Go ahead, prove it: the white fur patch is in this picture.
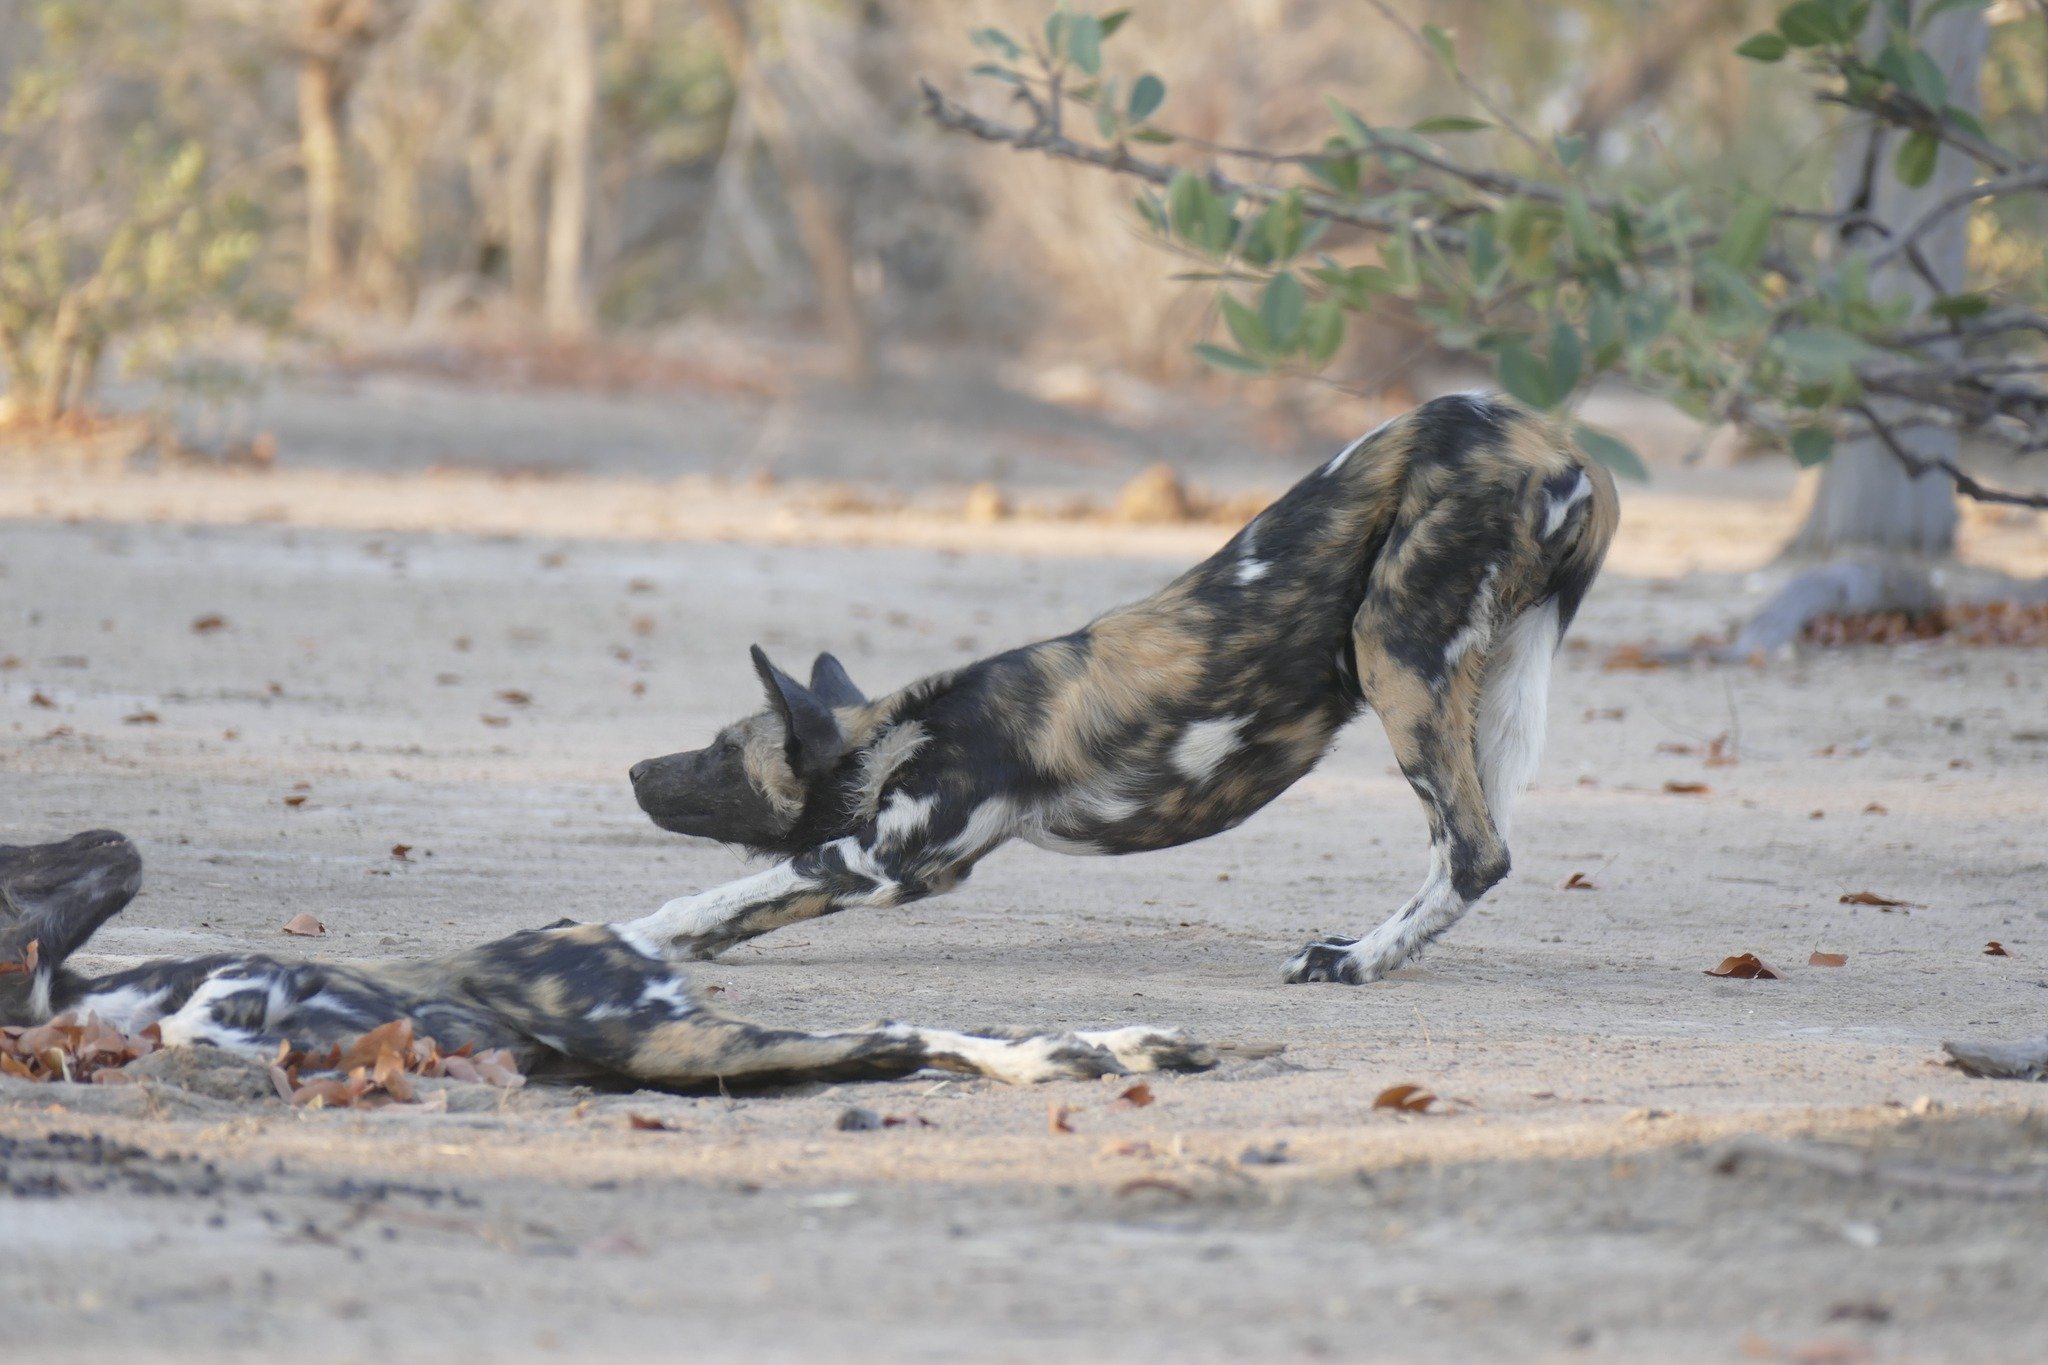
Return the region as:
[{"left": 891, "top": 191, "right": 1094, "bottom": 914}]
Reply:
[
  {"left": 1443, "top": 565, "right": 1501, "bottom": 671},
  {"left": 155, "top": 975, "right": 272, "bottom": 1053},
  {"left": 945, "top": 798, "right": 1023, "bottom": 861},
  {"left": 68, "top": 982, "right": 170, "bottom": 1033},
  {"left": 1476, "top": 598, "right": 1560, "bottom": 837},
  {"left": 1325, "top": 419, "right": 1391, "bottom": 475},
  {"left": 1171, "top": 715, "right": 1247, "bottom": 781},
  {"left": 636, "top": 976, "right": 696, "bottom": 1017},
  {"left": 1542, "top": 471, "right": 1593, "bottom": 539},
  {"left": 875, "top": 791, "right": 937, "bottom": 845},
  {"left": 1235, "top": 558, "right": 1270, "bottom": 585}
]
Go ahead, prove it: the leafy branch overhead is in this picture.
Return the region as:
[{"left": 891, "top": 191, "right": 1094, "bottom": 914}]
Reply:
[{"left": 927, "top": 0, "right": 2048, "bottom": 506}]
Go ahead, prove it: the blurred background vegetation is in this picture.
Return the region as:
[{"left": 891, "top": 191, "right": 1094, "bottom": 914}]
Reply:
[{"left": 0, "top": 1, "right": 2040, "bottom": 479}]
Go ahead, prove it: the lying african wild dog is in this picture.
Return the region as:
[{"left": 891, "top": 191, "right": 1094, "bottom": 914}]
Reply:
[
  {"left": 1, "top": 831, "right": 1215, "bottom": 1088},
  {"left": 628, "top": 393, "right": 1617, "bottom": 985}
]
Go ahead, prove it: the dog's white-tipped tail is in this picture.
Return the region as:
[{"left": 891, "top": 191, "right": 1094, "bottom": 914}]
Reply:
[{"left": 1475, "top": 598, "right": 1560, "bottom": 840}]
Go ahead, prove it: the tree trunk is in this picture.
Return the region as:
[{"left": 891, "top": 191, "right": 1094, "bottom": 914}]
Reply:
[
  {"left": 296, "top": 52, "right": 350, "bottom": 304},
  {"left": 701, "top": 0, "right": 873, "bottom": 384},
  {"left": 1785, "top": 5, "right": 1988, "bottom": 559},
  {"left": 542, "top": 0, "right": 595, "bottom": 339},
  {"left": 506, "top": 102, "right": 552, "bottom": 311}
]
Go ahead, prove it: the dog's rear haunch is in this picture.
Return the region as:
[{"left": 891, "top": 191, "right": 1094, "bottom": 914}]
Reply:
[
  {"left": 627, "top": 393, "right": 1617, "bottom": 985},
  {"left": 1, "top": 832, "right": 1214, "bottom": 1089}
]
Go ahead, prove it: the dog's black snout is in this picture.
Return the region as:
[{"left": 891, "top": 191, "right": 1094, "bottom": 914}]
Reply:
[{"left": 630, "top": 759, "right": 653, "bottom": 785}]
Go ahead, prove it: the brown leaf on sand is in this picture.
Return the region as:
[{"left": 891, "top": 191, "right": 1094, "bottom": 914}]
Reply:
[
  {"left": 281, "top": 912, "right": 326, "bottom": 937},
  {"left": 1048, "top": 1103, "right": 1076, "bottom": 1134},
  {"left": 495, "top": 689, "right": 533, "bottom": 706},
  {"left": 1114, "top": 1082, "right": 1155, "bottom": 1108},
  {"left": 1705, "top": 953, "right": 1782, "bottom": 980},
  {"left": 1808, "top": 951, "right": 1848, "bottom": 968},
  {"left": 1115, "top": 1177, "right": 1194, "bottom": 1200},
  {"left": 1839, "top": 891, "right": 1919, "bottom": 909},
  {"left": 628, "top": 1113, "right": 677, "bottom": 1132},
  {"left": 390, "top": 843, "right": 413, "bottom": 861},
  {"left": 1984, "top": 941, "right": 2010, "bottom": 957},
  {"left": 191, "top": 615, "right": 227, "bottom": 633},
  {"left": 1862, "top": 802, "right": 1888, "bottom": 815},
  {"left": 283, "top": 795, "right": 307, "bottom": 808},
  {"left": 1559, "top": 871, "right": 1597, "bottom": 891},
  {"left": 123, "top": 711, "right": 160, "bottom": 725},
  {"left": 1373, "top": 1083, "right": 1436, "bottom": 1112},
  {"left": 480, "top": 714, "right": 510, "bottom": 727},
  {"left": 1601, "top": 644, "right": 1666, "bottom": 672},
  {"left": 30, "top": 692, "right": 55, "bottom": 708},
  {"left": 1662, "top": 780, "right": 1710, "bottom": 795}
]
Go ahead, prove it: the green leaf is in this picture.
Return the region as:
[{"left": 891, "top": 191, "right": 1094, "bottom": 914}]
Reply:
[
  {"left": 1412, "top": 114, "right": 1492, "bottom": 134},
  {"left": 1221, "top": 295, "right": 1271, "bottom": 354},
  {"left": 969, "top": 63, "right": 1024, "bottom": 85},
  {"left": 1129, "top": 127, "right": 1176, "bottom": 144},
  {"left": 1903, "top": 49, "right": 1948, "bottom": 106},
  {"left": 1260, "top": 271, "right": 1306, "bottom": 349},
  {"left": 1421, "top": 23, "right": 1457, "bottom": 70},
  {"left": 1736, "top": 31, "right": 1790, "bottom": 61},
  {"left": 1467, "top": 218, "right": 1502, "bottom": 292},
  {"left": 1930, "top": 291, "right": 1992, "bottom": 320},
  {"left": 1167, "top": 171, "right": 1207, "bottom": 240},
  {"left": 1564, "top": 191, "right": 1601, "bottom": 260},
  {"left": 1941, "top": 104, "right": 1988, "bottom": 142},
  {"left": 1554, "top": 132, "right": 1587, "bottom": 169},
  {"left": 1548, "top": 320, "right": 1584, "bottom": 399},
  {"left": 1573, "top": 424, "right": 1648, "bottom": 482},
  {"left": 1128, "top": 73, "right": 1166, "bottom": 123},
  {"left": 1587, "top": 292, "right": 1622, "bottom": 368},
  {"left": 1714, "top": 193, "right": 1775, "bottom": 272},
  {"left": 1194, "top": 342, "right": 1266, "bottom": 375},
  {"left": 1133, "top": 192, "right": 1166, "bottom": 232},
  {"left": 1790, "top": 425, "right": 1835, "bottom": 467},
  {"left": 1917, "top": 0, "right": 1989, "bottom": 31},
  {"left": 1096, "top": 84, "right": 1119, "bottom": 139},
  {"left": 1495, "top": 338, "right": 1557, "bottom": 410},
  {"left": 1894, "top": 130, "right": 1939, "bottom": 187},
  {"left": 1326, "top": 98, "right": 1373, "bottom": 149},
  {"left": 1065, "top": 14, "right": 1103, "bottom": 74},
  {"left": 1301, "top": 301, "right": 1345, "bottom": 366},
  {"left": 1097, "top": 7, "right": 1133, "bottom": 39},
  {"left": 1772, "top": 325, "right": 1884, "bottom": 377},
  {"left": 1044, "top": 10, "right": 1067, "bottom": 59},
  {"left": 1778, "top": 2, "right": 1841, "bottom": 46},
  {"left": 969, "top": 28, "right": 1022, "bottom": 60}
]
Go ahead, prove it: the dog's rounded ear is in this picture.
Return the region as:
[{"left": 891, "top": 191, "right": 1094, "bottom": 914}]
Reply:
[
  {"left": 807, "top": 652, "right": 867, "bottom": 709},
  {"left": 751, "top": 644, "right": 845, "bottom": 780}
]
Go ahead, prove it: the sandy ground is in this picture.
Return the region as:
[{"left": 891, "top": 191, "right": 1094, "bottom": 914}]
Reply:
[{"left": 3, "top": 395, "right": 2048, "bottom": 1362}]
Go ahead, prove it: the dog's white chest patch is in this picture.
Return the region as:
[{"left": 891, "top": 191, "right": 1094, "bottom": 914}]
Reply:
[{"left": 1171, "top": 715, "right": 1248, "bottom": 781}]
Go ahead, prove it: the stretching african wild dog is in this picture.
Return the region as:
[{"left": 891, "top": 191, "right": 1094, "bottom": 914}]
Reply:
[
  {"left": 1, "top": 831, "right": 1214, "bottom": 1088},
  {"left": 626, "top": 393, "right": 1618, "bottom": 985}
]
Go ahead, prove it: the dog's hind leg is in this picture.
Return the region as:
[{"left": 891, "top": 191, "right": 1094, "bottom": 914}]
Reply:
[{"left": 1282, "top": 506, "right": 1522, "bottom": 985}]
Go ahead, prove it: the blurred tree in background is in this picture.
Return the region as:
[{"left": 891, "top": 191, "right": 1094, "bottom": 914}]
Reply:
[{"left": 929, "top": 0, "right": 2046, "bottom": 640}]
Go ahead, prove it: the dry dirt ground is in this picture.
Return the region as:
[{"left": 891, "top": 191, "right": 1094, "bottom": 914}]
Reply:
[{"left": 3, "top": 392, "right": 2047, "bottom": 1361}]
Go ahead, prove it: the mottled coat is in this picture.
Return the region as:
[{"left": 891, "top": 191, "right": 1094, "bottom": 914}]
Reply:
[{"left": 628, "top": 392, "right": 1618, "bottom": 984}]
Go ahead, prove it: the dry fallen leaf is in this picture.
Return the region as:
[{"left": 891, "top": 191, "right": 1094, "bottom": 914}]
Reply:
[
  {"left": 1559, "top": 871, "right": 1597, "bottom": 891},
  {"left": 1984, "top": 941, "right": 2010, "bottom": 957},
  {"left": 281, "top": 912, "right": 326, "bottom": 937},
  {"left": 1115, "top": 1177, "right": 1194, "bottom": 1200},
  {"left": 1047, "top": 1103, "right": 1076, "bottom": 1134},
  {"left": 1862, "top": 802, "right": 1887, "bottom": 815},
  {"left": 30, "top": 691, "right": 55, "bottom": 708},
  {"left": 628, "top": 1113, "right": 677, "bottom": 1132},
  {"left": 283, "top": 795, "right": 307, "bottom": 808},
  {"left": 390, "top": 843, "right": 413, "bottom": 861},
  {"left": 1601, "top": 644, "right": 1666, "bottom": 672},
  {"left": 480, "top": 714, "right": 510, "bottom": 727},
  {"left": 1373, "top": 1083, "right": 1437, "bottom": 1113},
  {"left": 1115, "top": 1082, "right": 1155, "bottom": 1108},
  {"left": 191, "top": 615, "right": 227, "bottom": 634},
  {"left": 495, "top": 689, "right": 533, "bottom": 706},
  {"left": 1808, "top": 951, "right": 1848, "bottom": 968},
  {"left": 123, "top": 711, "right": 160, "bottom": 725},
  {"left": 1839, "top": 891, "right": 1919, "bottom": 908},
  {"left": 1662, "top": 780, "right": 1711, "bottom": 795},
  {"left": 1705, "top": 953, "right": 1782, "bottom": 980}
]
